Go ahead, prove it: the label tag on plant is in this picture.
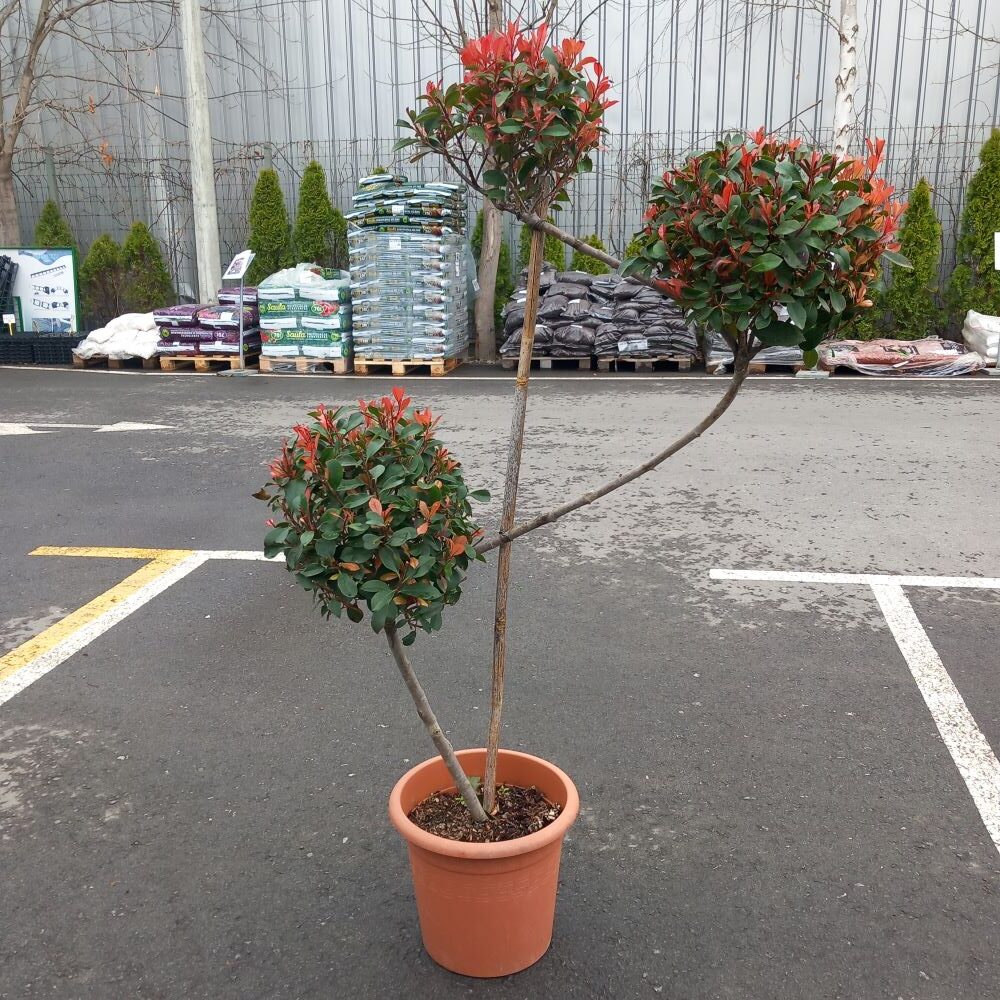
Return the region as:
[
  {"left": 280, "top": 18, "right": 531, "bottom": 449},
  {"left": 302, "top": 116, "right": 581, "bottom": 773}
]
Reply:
[{"left": 2, "top": 313, "right": 14, "bottom": 325}]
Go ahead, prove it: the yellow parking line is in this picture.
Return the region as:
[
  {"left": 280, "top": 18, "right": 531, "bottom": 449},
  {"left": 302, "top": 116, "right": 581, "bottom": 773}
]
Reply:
[{"left": 0, "top": 548, "right": 195, "bottom": 684}]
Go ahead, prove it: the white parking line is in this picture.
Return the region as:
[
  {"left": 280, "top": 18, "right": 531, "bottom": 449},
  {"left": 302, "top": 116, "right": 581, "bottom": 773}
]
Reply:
[
  {"left": 713, "top": 566, "right": 1000, "bottom": 856},
  {"left": 871, "top": 582, "right": 1000, "bottom": 854}
]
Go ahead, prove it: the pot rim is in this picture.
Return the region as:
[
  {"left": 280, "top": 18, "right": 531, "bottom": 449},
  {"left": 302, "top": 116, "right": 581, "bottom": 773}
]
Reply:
[{"left": 388, "top": 747, "right": 580, "bottom": 860}]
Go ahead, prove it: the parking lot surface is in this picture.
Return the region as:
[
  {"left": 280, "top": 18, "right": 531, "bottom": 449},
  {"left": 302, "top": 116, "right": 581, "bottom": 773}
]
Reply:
[{"left": 2, "top": 366, "right": 1000, "bottom": 999}]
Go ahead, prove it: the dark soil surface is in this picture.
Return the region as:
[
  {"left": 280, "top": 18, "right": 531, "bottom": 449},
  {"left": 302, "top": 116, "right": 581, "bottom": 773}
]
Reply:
[{"left": 408, "top": 784, "right": 562, "bottom": 843}]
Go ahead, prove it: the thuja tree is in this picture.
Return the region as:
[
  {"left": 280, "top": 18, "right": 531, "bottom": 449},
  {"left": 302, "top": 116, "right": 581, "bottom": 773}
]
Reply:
[
  {"left": 121, "top": 223, "right": 173, "bottom": 312},
  {"left": 80, "top": 234, "right": 124, "bottom": 327},
  {"left": 947, "top": 129, "right": 1000, "bottom": 328},
  {"left": 518, "top": 220, "right": 564, "bottom": 270},
  {"left": 571, "top": 235, "right": 611, "bottom": 275},
  {"left": 34, "top": 200, "right": 75, "bottom": 250},
  {"left": 293, "top": 161, "right": 344, "bottom": 269},
  {"left": 246, "top": 169, "right": 293, "bottom": 285},
  {"left": 881, "top": 178, "right": 941, "bottom": 339}
]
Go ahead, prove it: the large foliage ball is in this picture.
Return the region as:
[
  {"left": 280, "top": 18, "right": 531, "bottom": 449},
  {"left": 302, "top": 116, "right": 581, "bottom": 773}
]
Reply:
[
  {"left": 259, "top": 389, "right": 489, "bottom": 643},
  {"left": 625, "top": 130, "right": 908, "bottom": 354}
]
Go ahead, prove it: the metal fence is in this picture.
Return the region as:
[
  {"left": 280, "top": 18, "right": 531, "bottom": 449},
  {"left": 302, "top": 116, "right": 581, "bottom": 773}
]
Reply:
[{"left": 13, "top": 123, "right": 992, "bottom": 298}]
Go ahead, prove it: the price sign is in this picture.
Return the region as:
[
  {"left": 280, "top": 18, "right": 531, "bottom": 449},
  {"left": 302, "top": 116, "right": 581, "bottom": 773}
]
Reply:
[
  {"left": 3, "top": 313, "right": 14, "bottom": 325},
  {"left": 223, "top": 250, "right": 256, "bottom": 281}
]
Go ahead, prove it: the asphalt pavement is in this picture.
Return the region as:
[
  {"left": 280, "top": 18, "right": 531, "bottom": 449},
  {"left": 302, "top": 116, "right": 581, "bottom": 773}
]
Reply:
[{"left": 2, "top": 364, "right": 999, "bottom": 999}]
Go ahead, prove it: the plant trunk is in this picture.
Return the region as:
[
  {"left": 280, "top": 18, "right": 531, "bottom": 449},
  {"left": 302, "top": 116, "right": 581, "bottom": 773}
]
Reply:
[
  {"left": 475, "top": 197, "right": 502, "bottom": 361},
  {"left": 0, "top": 159, "right": 21, "bottom": 247},
  {"left": 384, "top": 622, "right": 489, "bottom": 823},
  {"left": 832, "top": 0, "right": 859, "bottom": 156},
  {"left": 482, "top": 226, "right": 546, "bottom": 815}
]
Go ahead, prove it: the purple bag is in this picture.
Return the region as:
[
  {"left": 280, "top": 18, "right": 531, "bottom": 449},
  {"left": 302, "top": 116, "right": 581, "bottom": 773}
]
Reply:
[
  {"left": 197, "top": 305, "right": 258, "bottom": 329},
  {"left": 152, "top": 304, "right": 204, "bottom": 327}
]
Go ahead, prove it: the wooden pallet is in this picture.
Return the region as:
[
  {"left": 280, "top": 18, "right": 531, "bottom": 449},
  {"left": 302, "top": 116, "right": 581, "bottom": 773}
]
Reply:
[
  {"left": 353, "top": 356, "right": 462, "bottom": 377},
  {"left": 259, "top": 355, "right": 353, "bottom": 375},
  {"left": 157, "top": 352, "right": 260, "bottom": 373},
  {"left": 72, "top": 354, "right": 160, "bottom": 371},
  {"left": 748, "top": 359, "right": 805, "bottom": 375},
  {"left": 499, "top": 356, "right": 591, "bottom": 371},
  {"left": 596, "top": 355, "right": 694, "bottom": 373}
]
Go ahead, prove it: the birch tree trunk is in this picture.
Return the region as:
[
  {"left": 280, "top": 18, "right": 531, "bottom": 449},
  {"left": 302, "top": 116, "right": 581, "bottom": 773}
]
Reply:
[
  {"left": 0, "top": 157, "right": 21, "bottom": 246},
  {"left": 832, "top": 0, "right": 859, "bottom": 156},
  {"left": 475, "top": 198, "right": 503, "bottom": 361}
]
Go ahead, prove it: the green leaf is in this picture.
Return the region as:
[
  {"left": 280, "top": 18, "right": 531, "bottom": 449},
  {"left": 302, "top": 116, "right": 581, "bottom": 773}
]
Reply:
[
  {"left": 749, "top": 253, "right": 783, "bottom": 272},
  {"left": 300, "top": 530, "right": 315, "bottom": 546},
  {"left": 365, "top": 438, "right": 384, "bottom": 459},
  {"left": 483, "top": 169, "right": 507, "bottom": 188},
  {"left": 346, "top": 604, "right": 364, "bottom": 623},
  {"left": 829, "top": 288, "right": 847, "bottom": 313},
  {"left": 371, "top": 588, "right": 396, "bottom": 612},
  {"left": 542, "top": 123, "right": 572, "bottom": 138},
  {"left": 264, "top": 525, "right": 290, "bottom": 548},
  {"left": 326, "top": 460, "right": 343, "bottom": 488},
  {"left": 803, "top": 348, "right": 819, "bottom": 369},
  {"left": 810, "top": 214, "right": 840, "bottom": 232},
  {"left": 369, "top": 464, "right": 386, "bottom": 481},
  {"left": 401, "top": 631, "right": 417, "bottom": 646},
  {"left": 337, "top": 573, "right": 358, "bottom": 600},
  {"left": 283, "top": 479, "right": 306, "bottom": 510},
  {"left": 498, "top": 121, "right": 522, "bottom": 134},
  {"left": 468, "top": 489, "right": 491, "bottom": 503},
  {"left": 496, "top": 88, "right": 513, "bottom": 107},
  {"left": 785, "top": 300, "right": 807, "bottom": 329},
  {"left": 881, "top": 249, "right": 913, "bottom": 269},
  {"left": 467, "top": 124, "right": 487, "bottom": 145}
]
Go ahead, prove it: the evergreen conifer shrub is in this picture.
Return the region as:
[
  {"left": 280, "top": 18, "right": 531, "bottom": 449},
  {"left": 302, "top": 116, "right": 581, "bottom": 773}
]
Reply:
[
  {"left": 947, "top": 129, "right": 1000, "bottom": 328},
  {"left": 34, "top": 200, "right": 76, "bottom": 250},
  {"left": 247, "top": 168, "right": 293, "bottom": 284},
  {"left": 293, "top": 161, "right": 336, "bottom": 267},
  {"left": 882, "top": 178, "right": 941, "bottom": 339},
  {"left": 121, "top": 222, "right": 173, "bottom": 311},
  {"left": 570, "top": 234, "right": 610, "bottom": 274},
  {"left": 80, "top": 234, "right": 124, "bottom": 327}
]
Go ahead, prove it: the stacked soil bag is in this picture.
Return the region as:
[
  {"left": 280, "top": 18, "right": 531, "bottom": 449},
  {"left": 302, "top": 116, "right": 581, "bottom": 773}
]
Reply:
[
  {"left": 153, "top": 302, "right": 261, "bottom": 357},
  {"left": 819, "top": 338, "right": 986, "bottom": 376},
  {"left": 500, "top": 270, "right": 699, "bottom": 362},
  {"left": 258, "top": 264, "right": 352, "bottom": 361},
  {"left": 705, "top": 332, "right": 804, "bottom": 372},
  {"left": 347, "top": 174, "right": 469, "bottom": 360}
]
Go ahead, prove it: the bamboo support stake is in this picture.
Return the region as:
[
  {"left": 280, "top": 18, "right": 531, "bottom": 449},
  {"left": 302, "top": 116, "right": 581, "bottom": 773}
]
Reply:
[{"left": 482, "top": 225, "right": 546, "bottom": 815}]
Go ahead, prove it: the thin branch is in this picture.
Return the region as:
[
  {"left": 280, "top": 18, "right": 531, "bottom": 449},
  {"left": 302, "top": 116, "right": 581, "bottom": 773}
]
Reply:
[
  {"left": 384, "top": 622, "right": 489, "bottom": 823},
  {"left": 475, "top": 347, "right": 752, "bottom": 554}
]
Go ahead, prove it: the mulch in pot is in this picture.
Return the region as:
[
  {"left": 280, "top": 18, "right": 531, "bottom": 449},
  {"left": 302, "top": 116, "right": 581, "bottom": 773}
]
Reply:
[{"left": 408, "top": 784, "right": 561, "bottom": 843}]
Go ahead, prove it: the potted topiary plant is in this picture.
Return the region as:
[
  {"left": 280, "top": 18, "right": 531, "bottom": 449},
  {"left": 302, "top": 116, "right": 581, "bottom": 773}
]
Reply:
[{"left": 261, "top": 25, "right": 907, "bottom": 980}]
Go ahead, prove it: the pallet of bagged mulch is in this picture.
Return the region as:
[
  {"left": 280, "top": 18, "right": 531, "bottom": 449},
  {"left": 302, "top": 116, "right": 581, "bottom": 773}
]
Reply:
[
  {"left": 156, "top": 352, "right": 260, "bottom": 373},
  {"left": 259, "top": 355, "right": 353, "bottom": 375},
  {"left": 500, "top": 355, "right": 591, "bottom": 371},
  {"left": 72, "top": 353, "right": 160, "bottom": 371},
  {"left": 353, "top": 355, "right": 462, "bottom": 377},
  {"left": 596, "top": 354, "right": 694, "bottom": 372}
]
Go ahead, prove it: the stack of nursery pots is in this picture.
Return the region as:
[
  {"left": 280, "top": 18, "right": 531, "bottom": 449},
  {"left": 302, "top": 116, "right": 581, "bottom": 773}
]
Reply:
[{"left": 260, "top": 23, "right": 906, "bottom": 982}]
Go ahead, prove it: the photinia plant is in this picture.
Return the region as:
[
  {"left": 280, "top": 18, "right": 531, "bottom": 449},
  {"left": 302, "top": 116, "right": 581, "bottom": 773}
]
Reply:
[
  {"left": 258, "top": 388, "right": 492, "bottom": 821},
  {"left": 259, "top": 388, "right": 488, "bottom": 640},
  {"left": 396, "top": 22, "right": 614, "bottom": 217},
  {"left": 625, "top": 130, "right": 909, "bottom": 365}
]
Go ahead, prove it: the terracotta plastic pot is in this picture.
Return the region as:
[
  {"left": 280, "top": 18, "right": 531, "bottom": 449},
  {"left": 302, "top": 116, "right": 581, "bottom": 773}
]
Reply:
[{"left": 388, "top": 747, "right": 579, "bottom": 978}]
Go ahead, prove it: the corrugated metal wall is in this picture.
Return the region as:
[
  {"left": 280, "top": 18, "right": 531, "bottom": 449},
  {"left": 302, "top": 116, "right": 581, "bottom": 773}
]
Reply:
[{"left": 10, "top": 0, "right": 1000, "bottom": 295}]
